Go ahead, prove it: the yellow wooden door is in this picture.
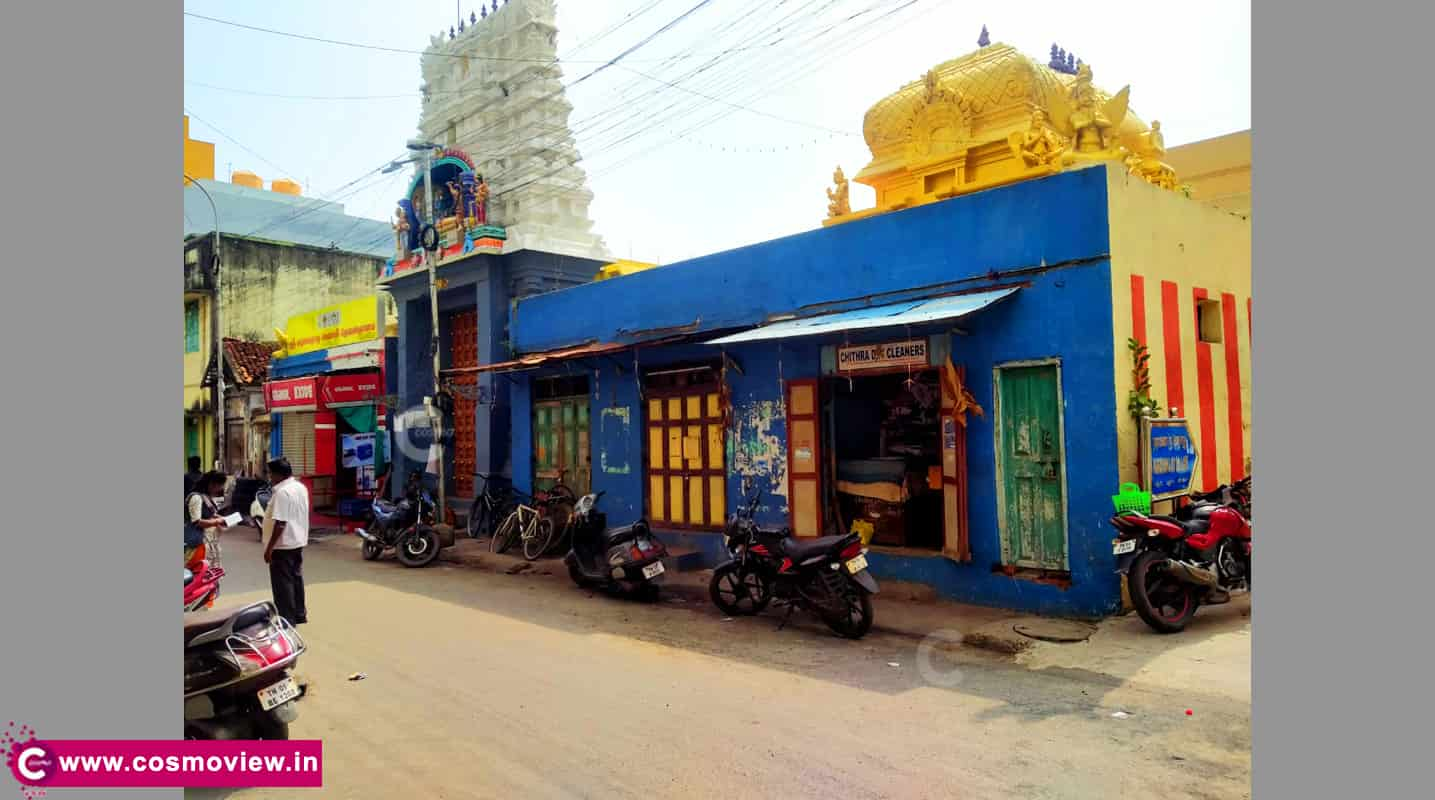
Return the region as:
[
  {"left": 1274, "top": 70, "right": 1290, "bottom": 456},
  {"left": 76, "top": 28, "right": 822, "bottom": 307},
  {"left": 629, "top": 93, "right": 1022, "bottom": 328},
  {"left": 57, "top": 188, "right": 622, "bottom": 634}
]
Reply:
[{"left": 645, "top": 388, "right": 725, "bottom": 530}]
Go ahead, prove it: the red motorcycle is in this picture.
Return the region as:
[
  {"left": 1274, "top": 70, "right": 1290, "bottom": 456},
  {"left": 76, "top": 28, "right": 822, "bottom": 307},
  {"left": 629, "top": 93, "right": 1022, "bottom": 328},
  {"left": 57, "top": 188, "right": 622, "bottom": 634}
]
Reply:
[{"left": 1111, "top": 477, "right": 1251, "bottom": 633}]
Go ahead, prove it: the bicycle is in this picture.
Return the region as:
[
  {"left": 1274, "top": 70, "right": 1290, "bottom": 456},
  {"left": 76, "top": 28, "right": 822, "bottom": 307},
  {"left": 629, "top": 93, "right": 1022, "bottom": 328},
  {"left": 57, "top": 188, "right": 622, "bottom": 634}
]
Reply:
[
  {"left": 466, "top": 472, "right": 516, "bottom": 541},
  {"left": 490, "top": 493, "right": 558, "bottom": 560}
]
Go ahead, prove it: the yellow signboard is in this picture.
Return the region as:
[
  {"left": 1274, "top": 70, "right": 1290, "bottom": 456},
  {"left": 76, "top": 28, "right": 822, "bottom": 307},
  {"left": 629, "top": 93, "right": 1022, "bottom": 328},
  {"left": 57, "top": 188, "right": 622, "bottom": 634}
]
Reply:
[{"left": 279, "top": 296, "right": 380, "bottom": 357}]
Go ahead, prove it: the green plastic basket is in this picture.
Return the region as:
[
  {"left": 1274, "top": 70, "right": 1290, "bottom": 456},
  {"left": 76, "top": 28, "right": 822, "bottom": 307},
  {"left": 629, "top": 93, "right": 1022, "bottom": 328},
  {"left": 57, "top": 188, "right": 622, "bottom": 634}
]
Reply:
[{"left": 1111, "top": 482, "right": 1151, "bottom": 515}]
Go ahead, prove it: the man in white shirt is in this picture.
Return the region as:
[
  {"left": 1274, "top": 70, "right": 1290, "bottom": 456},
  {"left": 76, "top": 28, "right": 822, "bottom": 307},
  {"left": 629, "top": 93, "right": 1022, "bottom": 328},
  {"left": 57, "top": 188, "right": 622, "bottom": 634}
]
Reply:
[{"left": 264, "top": 457, "right": 310, "bottom": 626}]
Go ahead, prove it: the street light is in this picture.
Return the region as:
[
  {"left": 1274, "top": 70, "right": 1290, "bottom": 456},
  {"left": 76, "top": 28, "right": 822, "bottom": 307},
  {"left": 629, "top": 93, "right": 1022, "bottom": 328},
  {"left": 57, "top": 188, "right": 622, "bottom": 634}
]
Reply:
[
  {"left": 185, "top": 174, "right": 224, "bottom": 472},
  {"left": 391, "top": 140, "right": 450, "bottom": 524}
]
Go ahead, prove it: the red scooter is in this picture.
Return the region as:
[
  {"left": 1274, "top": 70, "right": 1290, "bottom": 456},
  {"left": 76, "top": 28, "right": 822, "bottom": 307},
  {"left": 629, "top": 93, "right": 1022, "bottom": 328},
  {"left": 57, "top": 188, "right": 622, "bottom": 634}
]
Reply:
[
  {"left": 1111, "top": 478, "right": 1252, "bottom": 633},
  {"left": 184, "top": 541, "right": 224, "bottom": 612}
]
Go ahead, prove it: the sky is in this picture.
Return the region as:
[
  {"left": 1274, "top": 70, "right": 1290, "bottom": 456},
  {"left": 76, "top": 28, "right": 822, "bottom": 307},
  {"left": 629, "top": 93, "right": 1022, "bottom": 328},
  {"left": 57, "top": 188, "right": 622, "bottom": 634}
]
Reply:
[{"left": 183, "top": 0, "right": 1250, "bottom": 264}]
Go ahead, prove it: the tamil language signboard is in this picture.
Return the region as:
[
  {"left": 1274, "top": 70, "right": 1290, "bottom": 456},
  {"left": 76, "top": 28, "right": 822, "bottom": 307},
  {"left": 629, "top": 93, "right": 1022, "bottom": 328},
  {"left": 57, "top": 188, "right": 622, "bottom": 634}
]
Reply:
[
  {"left": 1141, "top": 417, "right": 1200, "bottom": 501},
  {"left": 281, "top": 296, "right": 381, "bottom": 358}
]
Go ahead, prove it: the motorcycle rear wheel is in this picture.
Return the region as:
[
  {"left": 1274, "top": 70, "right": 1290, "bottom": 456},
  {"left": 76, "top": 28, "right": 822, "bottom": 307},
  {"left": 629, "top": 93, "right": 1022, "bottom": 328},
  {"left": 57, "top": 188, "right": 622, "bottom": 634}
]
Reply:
[
  {"left": 1129, "top": 550, "right": 1200, "bottom": 633},
  {"left": 361, "top": 540, "right": 383, "bottom": 561}
]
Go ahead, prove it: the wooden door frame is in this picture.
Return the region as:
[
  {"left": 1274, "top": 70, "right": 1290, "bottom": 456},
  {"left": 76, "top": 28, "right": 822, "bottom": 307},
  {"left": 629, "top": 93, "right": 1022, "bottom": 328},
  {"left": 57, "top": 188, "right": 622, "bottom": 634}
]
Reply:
[
  {"left": 785, "top": 378, "right": 823, "bottom": 538},
  {"left": 992, "top": 358, "right": 1070, "bottom": 570},
  {"left": 641, "top": 382, "right": 725, "bottom": 531},
  {"left": 533, "top": 394, "right": 591, "bottom": 494}
]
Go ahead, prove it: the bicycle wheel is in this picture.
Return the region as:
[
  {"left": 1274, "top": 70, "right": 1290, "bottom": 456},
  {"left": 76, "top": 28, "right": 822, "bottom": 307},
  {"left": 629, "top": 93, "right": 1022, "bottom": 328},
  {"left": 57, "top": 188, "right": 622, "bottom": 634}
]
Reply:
[
  {"left": 466, "top": 496, "right": 487, "bottom": 539},
  {"left": 523, "top": 518, "right": 556, "bottom": 561},
  {"left": 490, "top": 512, "right": 518, "bottom": 554}
]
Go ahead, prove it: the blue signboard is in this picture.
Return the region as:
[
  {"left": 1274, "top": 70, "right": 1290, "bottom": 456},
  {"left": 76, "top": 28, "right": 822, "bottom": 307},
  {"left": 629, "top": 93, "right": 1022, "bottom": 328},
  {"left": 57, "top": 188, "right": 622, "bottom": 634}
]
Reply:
[{"left": 1142, "top": 418, "right": 1199, "bottom": 500}]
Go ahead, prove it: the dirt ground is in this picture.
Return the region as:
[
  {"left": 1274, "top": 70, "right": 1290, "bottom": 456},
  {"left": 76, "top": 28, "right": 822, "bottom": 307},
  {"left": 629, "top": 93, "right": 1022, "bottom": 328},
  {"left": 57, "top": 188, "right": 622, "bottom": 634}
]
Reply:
[{"left": 188, "top": 532, "right": 1251, "bottom": 800}]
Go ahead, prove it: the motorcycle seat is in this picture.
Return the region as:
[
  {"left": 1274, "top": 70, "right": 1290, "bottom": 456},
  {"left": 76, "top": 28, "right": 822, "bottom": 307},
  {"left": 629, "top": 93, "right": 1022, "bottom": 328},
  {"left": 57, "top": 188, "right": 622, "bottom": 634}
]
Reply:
[
  {"left": 601, "top": 521, "right": 650, "bottom": 546},
  {"left": 1150, "top": 514, "right": 1211, "bottom": 535},
  {"left": 781, "top": 535, "right": 850, "bottom": 563},
  {"left": 183, "top": 602, "right": 274, "bottom": 646},
  {"left": 373, "top": 499, "right": 398, "bottom": 516}
]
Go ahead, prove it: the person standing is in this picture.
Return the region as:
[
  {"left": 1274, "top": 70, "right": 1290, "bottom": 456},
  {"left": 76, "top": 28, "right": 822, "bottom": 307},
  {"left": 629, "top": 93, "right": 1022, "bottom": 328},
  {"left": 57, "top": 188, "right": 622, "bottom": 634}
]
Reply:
[
  {"left": 184, "top": 455, "right": 203, "bottom": 497},
  {"left": 263, "top": 457, "right": 310, "bottom": 626},
  {"left": 185, "top": 470, "right": 229, "bottom": 561}
]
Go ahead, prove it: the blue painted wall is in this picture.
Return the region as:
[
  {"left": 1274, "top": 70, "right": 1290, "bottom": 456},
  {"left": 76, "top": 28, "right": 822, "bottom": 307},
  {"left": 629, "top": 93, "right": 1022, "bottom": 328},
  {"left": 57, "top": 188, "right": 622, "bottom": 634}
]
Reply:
[
  {"left": 515, "top": 265, "right": 1119, "bottom": 616},
  {"left": 386, "top": 249, "right": 605, "bottom": 496},
  {"left": 512, "top": 167, "right": 1111, "bottom": 354},
  {"left": 507, "top": 168, "right": 1124, "bottom": 617}
]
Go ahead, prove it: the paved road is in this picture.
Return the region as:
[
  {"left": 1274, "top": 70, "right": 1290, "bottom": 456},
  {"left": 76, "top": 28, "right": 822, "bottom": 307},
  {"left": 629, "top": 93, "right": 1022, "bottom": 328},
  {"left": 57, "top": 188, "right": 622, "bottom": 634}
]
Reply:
[{"left": 189, "top": 532, "right": 1251, "bottom": 800}]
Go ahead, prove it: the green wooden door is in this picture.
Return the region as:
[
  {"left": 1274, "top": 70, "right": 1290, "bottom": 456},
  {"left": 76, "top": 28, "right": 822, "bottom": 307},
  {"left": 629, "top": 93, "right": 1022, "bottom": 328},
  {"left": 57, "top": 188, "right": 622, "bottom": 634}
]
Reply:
[
  {"left": 995, "top": 363, "right": 1068, "bottom": 570},
  {"left": 534, "top": 397, "right": 590, "bottom": 494}
]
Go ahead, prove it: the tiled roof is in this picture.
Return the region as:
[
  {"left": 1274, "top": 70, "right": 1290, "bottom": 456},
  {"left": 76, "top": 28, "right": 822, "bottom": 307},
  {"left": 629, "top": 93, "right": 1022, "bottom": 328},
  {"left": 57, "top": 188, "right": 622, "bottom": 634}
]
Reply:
[{"left": 222, "top": 338, "right": 273, "bottom": 386}]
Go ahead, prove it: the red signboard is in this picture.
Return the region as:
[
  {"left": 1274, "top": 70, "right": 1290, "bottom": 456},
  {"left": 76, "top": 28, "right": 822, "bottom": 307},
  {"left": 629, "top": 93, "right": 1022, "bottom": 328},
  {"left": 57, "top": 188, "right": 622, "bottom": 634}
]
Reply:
[
  {"left": 319, "top": 372, "right": 382, "bottom": 408},
  {"left": 265, "top": 377, "right": 319, "bottom": 411}
]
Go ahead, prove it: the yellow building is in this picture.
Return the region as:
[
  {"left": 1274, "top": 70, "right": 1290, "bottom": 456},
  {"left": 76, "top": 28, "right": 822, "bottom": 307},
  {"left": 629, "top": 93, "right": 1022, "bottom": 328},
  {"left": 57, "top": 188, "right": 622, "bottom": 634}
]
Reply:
[
  {"left": 183, "top": 116, "right": 215, "bottom": 186},
  {"left": 820, "top": 37, "right": 1252, "bottom": 498},
  {"left": 1165, "top": 130, "right": 1251, "bottom": 217},
  {"left": 594, "top": 259, "right": 660, "bottom": 282},
  {"left": 182, "top": 117, "right": 393, "bottom": 471}
]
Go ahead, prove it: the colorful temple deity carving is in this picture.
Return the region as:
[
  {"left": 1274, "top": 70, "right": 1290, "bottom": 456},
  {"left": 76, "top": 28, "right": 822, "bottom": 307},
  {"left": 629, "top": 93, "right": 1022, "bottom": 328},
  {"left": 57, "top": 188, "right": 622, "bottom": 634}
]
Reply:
[
  {"left": 386, "top": 146, "right": 506, "bottom": 271},
  {"left": 825, "top": 35, "right": 1181, "bottom": 226}
]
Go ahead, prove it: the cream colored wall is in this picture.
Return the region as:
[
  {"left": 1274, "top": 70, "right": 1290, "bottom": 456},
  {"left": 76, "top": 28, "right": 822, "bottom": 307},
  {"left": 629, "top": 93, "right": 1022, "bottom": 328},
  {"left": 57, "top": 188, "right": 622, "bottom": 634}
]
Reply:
[
  {"left": 1165, "top": 131, "right": 1251, "bottom": 217},
  {"left": 1106, "top": 166, "right": 1252, "bottom": 490},
  {"left": 216, "top": 238, "right": 385, "bottom": 341}
]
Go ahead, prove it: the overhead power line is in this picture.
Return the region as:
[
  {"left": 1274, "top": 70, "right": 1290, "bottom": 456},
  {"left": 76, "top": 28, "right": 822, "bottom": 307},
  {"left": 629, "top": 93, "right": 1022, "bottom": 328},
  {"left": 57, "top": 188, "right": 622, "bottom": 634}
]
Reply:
[{"left": 184, "top": 8, "right": 779, "bottom": 66}]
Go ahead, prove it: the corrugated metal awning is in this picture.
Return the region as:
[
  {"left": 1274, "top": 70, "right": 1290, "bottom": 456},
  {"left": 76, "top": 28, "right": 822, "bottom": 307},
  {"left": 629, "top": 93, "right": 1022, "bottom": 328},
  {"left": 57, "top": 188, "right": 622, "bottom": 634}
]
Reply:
[
  {"left": 441, "top": 334, "right": 698, "bottom": 377},
  {"left": 704, "top": 287, "right": 1020, "bottom": 345}
]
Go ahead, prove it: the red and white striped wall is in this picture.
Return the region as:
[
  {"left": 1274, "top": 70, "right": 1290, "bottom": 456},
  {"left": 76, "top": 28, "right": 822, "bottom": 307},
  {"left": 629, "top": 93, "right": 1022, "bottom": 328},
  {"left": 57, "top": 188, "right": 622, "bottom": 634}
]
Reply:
[{"left": 1126, "top": 273, "right": 1252, "bottom": 490}]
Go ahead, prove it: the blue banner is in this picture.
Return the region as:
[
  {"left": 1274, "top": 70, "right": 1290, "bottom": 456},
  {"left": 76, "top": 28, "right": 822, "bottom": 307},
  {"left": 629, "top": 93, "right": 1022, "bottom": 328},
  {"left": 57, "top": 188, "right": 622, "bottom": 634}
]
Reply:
[{"left": 1146, "top": 418, "right": 1199, "bottom": 499}]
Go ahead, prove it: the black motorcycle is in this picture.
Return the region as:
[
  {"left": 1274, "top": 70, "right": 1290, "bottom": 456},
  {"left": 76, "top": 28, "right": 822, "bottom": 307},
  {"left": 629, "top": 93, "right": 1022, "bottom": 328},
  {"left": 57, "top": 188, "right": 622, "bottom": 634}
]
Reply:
[
  {"left": 709, "top": 491, "right": 878, "bottom": 639},
  {"left": 184, "top": 600, "right": 307, "bottom": 740},
  {"left": 355, "top": 472, "right": 442, "bottom": 568},
  {"left": 564, "top": 491, "right": 669, "bottom": 601}
]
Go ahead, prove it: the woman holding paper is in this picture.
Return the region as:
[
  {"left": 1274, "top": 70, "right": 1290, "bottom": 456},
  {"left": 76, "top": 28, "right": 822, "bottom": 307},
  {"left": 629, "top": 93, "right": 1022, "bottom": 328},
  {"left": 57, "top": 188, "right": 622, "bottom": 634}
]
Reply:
[{"left": 185, "top": 471, "right": 237, "bottom": 564}]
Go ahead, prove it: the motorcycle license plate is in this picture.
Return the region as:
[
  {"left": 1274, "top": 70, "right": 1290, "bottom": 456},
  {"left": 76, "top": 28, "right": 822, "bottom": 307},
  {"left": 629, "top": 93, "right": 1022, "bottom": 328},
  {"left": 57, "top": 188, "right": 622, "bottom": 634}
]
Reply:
[
  {"left": 846, "top": 554, "right": 869, "bottom": 574},
  {"left": 1113, "top": 539, "right": 1137, "bottom": 555},
  {"left": 257, "top": 677, "right": 299, "bottom": 711},
  {"left": 641, "top": 561, "right": 665, "bottom": 579}
]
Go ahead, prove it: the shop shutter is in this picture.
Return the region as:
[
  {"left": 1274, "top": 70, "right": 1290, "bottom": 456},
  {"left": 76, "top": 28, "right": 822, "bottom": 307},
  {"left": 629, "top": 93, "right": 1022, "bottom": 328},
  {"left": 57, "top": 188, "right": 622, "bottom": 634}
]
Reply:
[{"left": 281, "top": 411, "right": 316, "bottom": 476}]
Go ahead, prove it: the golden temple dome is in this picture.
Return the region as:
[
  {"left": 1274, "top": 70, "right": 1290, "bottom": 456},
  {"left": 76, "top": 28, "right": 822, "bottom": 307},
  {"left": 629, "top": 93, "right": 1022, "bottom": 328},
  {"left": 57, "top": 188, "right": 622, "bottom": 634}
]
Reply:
[{"left": 825, "top": 42, "right": 1176, "bottom": 225}]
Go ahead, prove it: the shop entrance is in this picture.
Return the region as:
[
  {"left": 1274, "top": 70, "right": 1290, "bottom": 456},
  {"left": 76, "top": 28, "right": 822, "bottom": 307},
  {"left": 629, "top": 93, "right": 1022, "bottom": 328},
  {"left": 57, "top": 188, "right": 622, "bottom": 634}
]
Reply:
[
  {"left": 533, "top": 375, "right": 591, "bottom": 495},
  {"left": 824, "top": 370, "right": 945, "bottom": 550}
]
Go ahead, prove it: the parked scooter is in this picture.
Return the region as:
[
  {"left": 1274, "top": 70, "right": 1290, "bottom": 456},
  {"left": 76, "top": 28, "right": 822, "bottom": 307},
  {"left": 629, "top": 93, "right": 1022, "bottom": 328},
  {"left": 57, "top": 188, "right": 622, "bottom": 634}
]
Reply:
[
  {"left": 184, "top": 561, "right": 224, "bottom": 611},
  {"left": 248, "top": 483, "right": 273, "bottom": 539},
  {"left": 563, "top": 491, "right": 669, "bottom": 600},
  {"left": 183, "top": 600, "right": 307, "bottom": 740},
  {"left": 354, "top": 472, "right": 442, "bottom": 567},
  {"left": 710, "top": 490, "right": 878, "bottom": 639},
  {"left": 1111, "top": 481, "right": 1252, "bottom": 633},
  {"left": 184, "top": 537, "right": 224, "bottom": 611}
]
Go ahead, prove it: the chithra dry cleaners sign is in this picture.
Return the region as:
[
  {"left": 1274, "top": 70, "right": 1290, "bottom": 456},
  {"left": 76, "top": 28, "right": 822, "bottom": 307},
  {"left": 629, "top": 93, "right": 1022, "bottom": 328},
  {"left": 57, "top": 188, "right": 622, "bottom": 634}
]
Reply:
[{"left": 836, "top": 339, "right": 929, "bottom": 372}]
